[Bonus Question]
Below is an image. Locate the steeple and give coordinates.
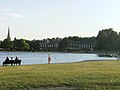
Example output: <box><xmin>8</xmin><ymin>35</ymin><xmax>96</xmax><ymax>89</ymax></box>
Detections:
<box><xmin>7</xmin><ymin>27</ymin><xmax>11</xmax><ymax>42</ymax></box>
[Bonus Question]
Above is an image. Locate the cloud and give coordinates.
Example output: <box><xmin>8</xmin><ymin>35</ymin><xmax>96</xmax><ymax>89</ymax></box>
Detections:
<box><xmin>0</xmin><ymin>7</ymin><xmax>22</xmax><ymax>19</ymax></box>
<box><xmin>3</xmin><ymin>12</ymin><xmax>22</xmax><ymax>18</ymax></box>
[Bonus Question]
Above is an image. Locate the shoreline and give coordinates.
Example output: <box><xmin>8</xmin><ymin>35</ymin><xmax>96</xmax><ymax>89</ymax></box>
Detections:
<box><xmin>82</xmin><ymin>59</ymin><xmax>117</xmax><ymax>62</ymax></box>
<box><xmin>1</xmin><ymin>59</ymin><xmax>118</xmax><ymax>67</ymax></box>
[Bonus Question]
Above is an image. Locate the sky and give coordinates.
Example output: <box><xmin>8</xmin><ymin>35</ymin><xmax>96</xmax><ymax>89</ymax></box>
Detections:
<box><xmin>0</xmin><ymin>0</ymin><xmax>120</xmax><ymax>40</ymax></box>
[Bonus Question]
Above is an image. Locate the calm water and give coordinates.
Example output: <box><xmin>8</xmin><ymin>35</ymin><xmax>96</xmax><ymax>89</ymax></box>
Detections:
<box><xmin>0</xmin><ymin>52</ymin><xmax>117</xmax><ymax>65</ymax></box>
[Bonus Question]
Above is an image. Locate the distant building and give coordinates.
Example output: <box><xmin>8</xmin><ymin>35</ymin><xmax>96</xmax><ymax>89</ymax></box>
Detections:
<box><xmin>39</xmin><ymin>37</ymin><xmax>96</xmax><ymax>51</ymax></box>
<box><xmin>39</xmin><ymin>38</ymin><xmax>61</xmax><ymax>51</ymax></box>
<box><xmin>69</xmin><ymin>41</ymin><xmax>96</xmax><ymax>51</ymax></box>
<box><xmin>4</xmin><ymin>27</ymin><xmax>11</xmax><ymax>42</ymax></box>
<box><xmin>7</xmin><ymin>27</ymin><xmax>11</xmax><ymax>42</ymax></box>
<box><xmin>2</xmin><ymin>27</ymin><xmax>12</xmax><ymax>51</ymax></box>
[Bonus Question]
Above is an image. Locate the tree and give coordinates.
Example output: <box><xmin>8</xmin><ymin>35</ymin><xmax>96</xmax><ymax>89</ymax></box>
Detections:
<box><xmin>13</xmin><ymin>39</ymin><xmax>30</xmax><ymax>51</ymax></box>
<box><xmin>110</xmin><ymin>38</ymin><xmax>120</xmax><ymax>51</ymax></box>
<box><xmin>58</xmin><ymin>38</ymin><xmax>69</xmax><ymax>50</ymax></box>
<box><xmin>0</xmin><ymin>39</ymin><xmax>13</xmax><ymax>50</ymax></box>
<box><xmin>96</xmin><ymin>28</ymin><xmax>118</xmax><ymax>50</ymax></box>
<box><xmin>28</xmin><ymin>40</ymin><xmax>40</xmax><ymax>51</ymax></box>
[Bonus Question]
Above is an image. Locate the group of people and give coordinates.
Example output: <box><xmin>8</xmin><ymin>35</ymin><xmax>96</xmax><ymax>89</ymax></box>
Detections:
<box><xmin>5</xmin><ymin>56</ymin><xmax>19</xmax><ymax>61</ymax></box>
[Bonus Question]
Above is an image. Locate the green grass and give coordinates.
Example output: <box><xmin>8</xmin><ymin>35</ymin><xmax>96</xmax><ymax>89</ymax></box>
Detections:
<box><xmin>0</xmin><ymin>61</ymin><xmax>120</xmax><ymax>90</ymax></box>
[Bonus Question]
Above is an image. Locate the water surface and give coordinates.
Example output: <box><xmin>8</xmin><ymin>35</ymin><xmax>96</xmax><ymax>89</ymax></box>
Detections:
<box><xmin>0</xmin><ymin>52</ymin><xmax>117</xmax><ymax>65</ymax></box>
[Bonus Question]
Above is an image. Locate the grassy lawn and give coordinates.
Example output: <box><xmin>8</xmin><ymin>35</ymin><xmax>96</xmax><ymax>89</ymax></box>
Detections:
<box><xmin>0</xmin><ymin>61</ymin><xmax>120</xmax><ymax>90</ymax></box>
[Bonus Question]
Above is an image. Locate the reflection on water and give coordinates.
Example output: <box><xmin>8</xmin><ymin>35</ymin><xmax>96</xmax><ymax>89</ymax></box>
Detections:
<box><xmin>0</xmin><ymin>52</ymin><xmax>117</xmax><ymax>65</ymax></box>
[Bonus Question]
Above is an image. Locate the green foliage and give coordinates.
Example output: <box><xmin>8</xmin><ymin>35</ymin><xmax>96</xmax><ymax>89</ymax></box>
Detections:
<box><xmin>28</xmin><ymin>40</ymin><xmax>40</xmax><ymax>51</ymax></box>
<box><xmin>68</xmin><ymin>36</ymin><xmax>80</xmax><ymax>41</ymax></box>
<box><xmin>58</xmin><ymin>38</ymin><xmax>69</xmax><ymax>50</ymax></box>
<box><xmin>13</xmin><ymin>39</ymin><xmax>30</xmax><ymax>51</ymax></box>
<box><xmin>96</xmin><ymin>28</ymin><xmax>119</xmax><ymax>50</ymax></box>
<box><xmin>110</xmin><ymin>38</ymin><xmax>120</xmax><ymax>50</ymax></box>
<box><xmin>0</xmin><ymin>39</ymin><xmax>13</xmax><ymax>50</ymax></box>
<box><xmin>0</xmin><ymin>61</ymin><xmax>120</xmax><ymax>90</ymax></box>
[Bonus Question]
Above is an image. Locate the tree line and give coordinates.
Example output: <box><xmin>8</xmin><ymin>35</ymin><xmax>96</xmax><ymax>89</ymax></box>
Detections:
<box><xmin>0</xmin><ymin>28</ymin><xmax>120</xmax><ymax>51</ymax></box>
<box><xmin>96</xmin><ymin>28</ymin><xmax>120</xmax><ymax>51</ymax></box>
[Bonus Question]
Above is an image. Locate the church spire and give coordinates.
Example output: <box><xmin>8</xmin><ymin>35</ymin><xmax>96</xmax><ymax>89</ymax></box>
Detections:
<box><xmin>7</xmin><ymin>27</ymin><xmax>11</xmax><ymax>42</ymax></box>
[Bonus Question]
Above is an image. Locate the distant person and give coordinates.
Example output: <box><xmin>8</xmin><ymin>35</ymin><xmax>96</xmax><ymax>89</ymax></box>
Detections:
<box><xmin>48</xmin><ymin>53</ymin><xmax>51</xmax><ymax>64</ymax></box>
<box><xmin>15</xmin><ymin>57</ymin><xmax>19</xmax><ymax>61</ymax></box>
<box><xmin>5</xmin><ymin>57</ymin><xmax>9</xmax><ymax>61</ymax></box>
<box><xmin>117</xmin><ymin>53</ymin><xmax>120</xmax><ymax>61</ymax></box>
<box><xmin>11</xmin><ymin>57</ymin><xmax>13</xmax><ymax>60</ymax></box>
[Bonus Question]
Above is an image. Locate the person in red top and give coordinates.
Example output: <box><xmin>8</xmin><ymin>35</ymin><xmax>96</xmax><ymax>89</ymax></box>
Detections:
<box><xmin>48</xmin><ymin>53</ymin><xmax>51</xmax><ymax>64</ymax></box>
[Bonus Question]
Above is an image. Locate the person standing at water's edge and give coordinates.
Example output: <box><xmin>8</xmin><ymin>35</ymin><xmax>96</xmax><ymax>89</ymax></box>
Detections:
<box><xmin>48</xmin><ymin>53</ymin><xmax>51</xmax><ymax>64</ymax></box>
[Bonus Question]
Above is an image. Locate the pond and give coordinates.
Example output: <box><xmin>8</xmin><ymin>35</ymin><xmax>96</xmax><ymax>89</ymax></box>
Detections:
<box><xmin>0</xmin><ymin>52</ymin><xmax>117</xmax><ymax>65</ymax></box>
